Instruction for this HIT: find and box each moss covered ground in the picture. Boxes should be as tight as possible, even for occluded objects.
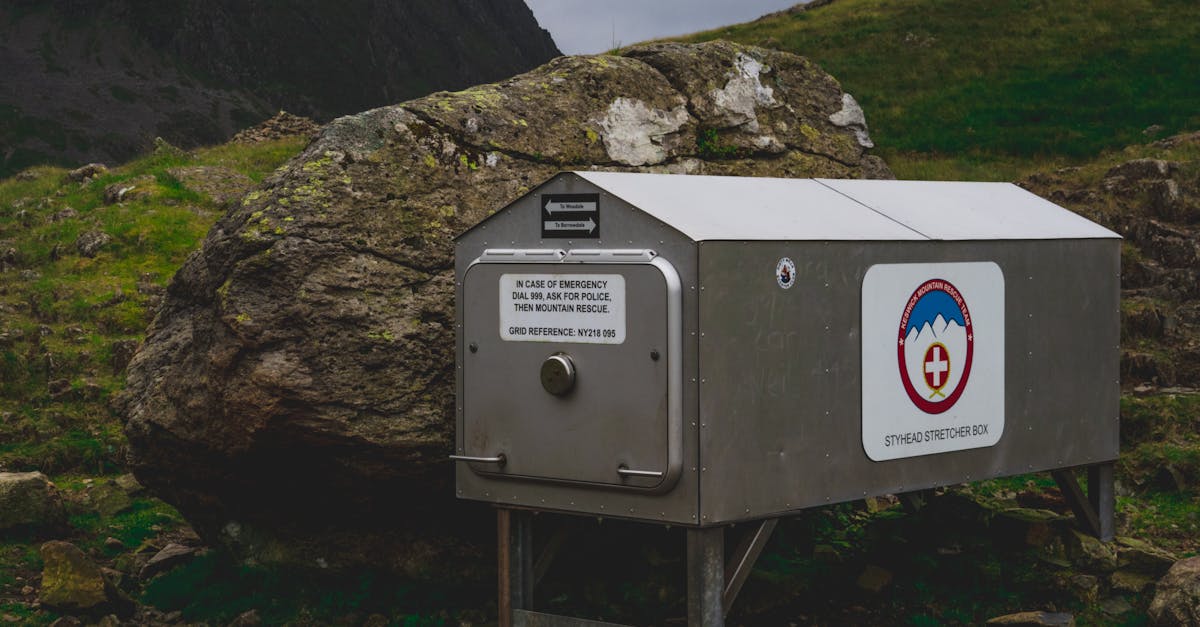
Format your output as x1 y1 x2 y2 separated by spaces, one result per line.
0 138 306 476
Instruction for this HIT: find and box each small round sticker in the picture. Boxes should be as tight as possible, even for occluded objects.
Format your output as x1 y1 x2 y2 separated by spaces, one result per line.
775 257 796 289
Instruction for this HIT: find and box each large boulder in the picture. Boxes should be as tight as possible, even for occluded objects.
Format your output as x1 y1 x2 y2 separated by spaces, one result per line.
1151 557 1200 626
119 41 893 572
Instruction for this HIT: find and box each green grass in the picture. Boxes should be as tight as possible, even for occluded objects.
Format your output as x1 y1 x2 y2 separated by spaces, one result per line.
0 542 42 586
682 0 1200 179
0 137 307 475
1113 394 1200 553
67 496 184 555
1120 394 1200 445
1118 489 1200 558
0 602 53 626
142 553 462 626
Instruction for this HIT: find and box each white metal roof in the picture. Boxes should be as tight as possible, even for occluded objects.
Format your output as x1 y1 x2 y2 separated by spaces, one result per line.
572 172 1119 241
817 179 1119 241
574 172 924 241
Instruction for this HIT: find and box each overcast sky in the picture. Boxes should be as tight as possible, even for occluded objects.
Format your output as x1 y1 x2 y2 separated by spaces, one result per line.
524 0 806 55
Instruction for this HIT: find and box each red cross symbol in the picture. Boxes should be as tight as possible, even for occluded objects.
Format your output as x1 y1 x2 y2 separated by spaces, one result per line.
923 343 950 397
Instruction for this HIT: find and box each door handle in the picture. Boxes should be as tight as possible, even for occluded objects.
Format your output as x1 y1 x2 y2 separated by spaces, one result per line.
617 465 664 478
450 454 507 465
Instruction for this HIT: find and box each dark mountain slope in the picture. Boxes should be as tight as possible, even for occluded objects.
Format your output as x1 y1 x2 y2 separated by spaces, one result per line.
126 0 560 119
0 0 559 177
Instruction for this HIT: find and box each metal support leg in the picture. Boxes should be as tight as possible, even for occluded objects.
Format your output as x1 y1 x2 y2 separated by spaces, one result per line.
1052 465 1114 541
687 527 725 627
499 508 534 627
722 519 776 616
899 489 934 514
1088 463 1115 542
533 527 570 590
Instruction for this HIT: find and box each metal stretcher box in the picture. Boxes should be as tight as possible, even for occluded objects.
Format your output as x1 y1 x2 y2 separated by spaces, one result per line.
452 171 1121 528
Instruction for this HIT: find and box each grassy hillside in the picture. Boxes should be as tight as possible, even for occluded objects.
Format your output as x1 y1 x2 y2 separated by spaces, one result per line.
0 138 306 475
683 0 1200 179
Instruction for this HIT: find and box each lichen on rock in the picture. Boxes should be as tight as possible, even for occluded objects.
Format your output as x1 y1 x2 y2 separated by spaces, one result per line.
593 97 691 166
829 93 875 148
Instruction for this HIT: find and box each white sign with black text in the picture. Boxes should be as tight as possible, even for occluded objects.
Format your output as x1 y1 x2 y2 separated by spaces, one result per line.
499 273 626 344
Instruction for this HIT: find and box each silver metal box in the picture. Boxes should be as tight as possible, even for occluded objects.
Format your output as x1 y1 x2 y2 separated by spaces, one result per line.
454 172 1120 526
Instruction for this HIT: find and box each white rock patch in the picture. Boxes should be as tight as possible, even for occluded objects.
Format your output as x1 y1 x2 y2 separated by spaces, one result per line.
828 93 875 148
595 97 690 166
709 53 777 129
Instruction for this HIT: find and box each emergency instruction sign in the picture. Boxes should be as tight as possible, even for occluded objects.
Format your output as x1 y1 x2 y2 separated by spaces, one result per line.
499 273 626 344
861 262 1005 461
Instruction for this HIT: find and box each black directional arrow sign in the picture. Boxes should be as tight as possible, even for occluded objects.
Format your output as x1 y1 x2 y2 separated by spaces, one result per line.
541 194 600 239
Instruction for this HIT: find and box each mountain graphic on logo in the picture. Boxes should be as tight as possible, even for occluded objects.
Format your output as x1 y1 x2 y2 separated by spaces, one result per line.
904 290 966 337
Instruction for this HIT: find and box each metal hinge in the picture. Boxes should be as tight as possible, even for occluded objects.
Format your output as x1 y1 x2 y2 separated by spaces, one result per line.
563 249 657 264
478 249 566 263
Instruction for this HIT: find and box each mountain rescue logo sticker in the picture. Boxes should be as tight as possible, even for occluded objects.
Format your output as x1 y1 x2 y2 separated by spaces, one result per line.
776 257 796 289
860 262 1004 462
897 279 974 414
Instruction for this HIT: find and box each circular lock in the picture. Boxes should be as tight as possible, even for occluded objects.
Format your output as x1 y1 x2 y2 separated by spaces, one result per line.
540 353 576 396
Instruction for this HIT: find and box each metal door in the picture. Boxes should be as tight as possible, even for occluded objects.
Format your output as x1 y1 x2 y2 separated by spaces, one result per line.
460 249 682 492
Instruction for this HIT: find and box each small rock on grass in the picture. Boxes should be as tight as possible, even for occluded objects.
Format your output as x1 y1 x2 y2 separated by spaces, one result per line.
1066 530 1118 572
1100 597 1133 617
855 564 892 593
74 231 112 258
1116 536 1178 576
1060 573 1099 604
39 541 133 617
89 481 133 518
0 471 66 532
1103 159 1176 187
66 163 107 183
227 609 262 626
139 543 200 580
1111 569 1157 594
986 611 1075 626
362 614 389 627
101 175 155 205
813 544 839 563
50 208 77 222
